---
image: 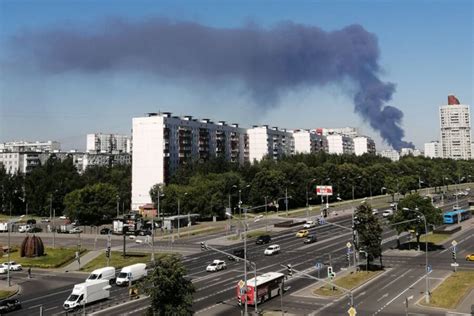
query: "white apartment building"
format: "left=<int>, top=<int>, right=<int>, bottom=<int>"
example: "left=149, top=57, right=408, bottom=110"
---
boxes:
left=353, top=136, right=376, bottom=156
left=378, top=149, right=400, bottom=162
left=326, top=134, right=354, bottom=155
left=132, top=113, right=248, bottom=210
left=424, top=141, right=440, bottom=158
left=0, top=140, right=60, bottom=153
left=247, top=126, right=293, bottom=162
left=400, top=148, right=414, bottom=157
left=291, top=130, right=327, bottom=154
left=0, top=152, right=42, bottom=174
left=86, top=133, right=131, bottom=154
left=439, top=95, right=471, bottom=160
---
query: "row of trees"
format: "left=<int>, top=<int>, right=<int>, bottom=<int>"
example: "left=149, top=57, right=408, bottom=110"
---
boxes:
left=151, top=153, right=474, bottom=219
left=1, top=152, right=472, bottom=223
left=0, top=155, right=131, bottom=223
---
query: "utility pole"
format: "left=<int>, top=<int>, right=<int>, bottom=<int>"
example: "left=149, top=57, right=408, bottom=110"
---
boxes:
left=116, top=195, right=120, bottom=218
left=264, top=196, right=268, bottom=232
left=7, top=201, right=11, bottom=287
left=285, top=188, right=289, bottom=217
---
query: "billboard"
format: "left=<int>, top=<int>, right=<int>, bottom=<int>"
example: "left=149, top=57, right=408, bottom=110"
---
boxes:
left=316, top=185, right=333, bottom=196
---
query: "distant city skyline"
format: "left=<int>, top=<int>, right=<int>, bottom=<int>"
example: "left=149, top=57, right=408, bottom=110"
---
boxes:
left=0, top=0, right=472, bottom=150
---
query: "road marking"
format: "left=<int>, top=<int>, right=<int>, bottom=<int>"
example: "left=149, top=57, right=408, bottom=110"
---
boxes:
left=44, top=306, right=59, bottom=311
left=376, top=293, right=388, bottom=302
left=22, top=288, right=71, bottom=303
left=28, top=304, right=42, bottom=309
left=380, top=268, right=413, bottom=290
left=372, top=273, right=427, bottom=315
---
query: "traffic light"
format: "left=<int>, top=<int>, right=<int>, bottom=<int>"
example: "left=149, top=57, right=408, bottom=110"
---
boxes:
left=200, top=242, right=207, bottom=251
left=328, top=266, right=335, bottom=279
left=287, top=264, right=293, bottom=277
left=346, top=252, right=350, bottom=264
left=452, top=249, right=456, bottom=261
left=105, top=248, right=110, bottom=258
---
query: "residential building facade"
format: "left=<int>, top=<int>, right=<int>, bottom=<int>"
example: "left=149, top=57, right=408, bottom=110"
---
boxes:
left=353, top=136, right=376, bottom=156
left=439, top=94, right=471, bottom=160
left=86, top=133, right=131, bottom=154
left=326, top=134, right=354, bottom=155
left=424, top=141, right=441, bottom=158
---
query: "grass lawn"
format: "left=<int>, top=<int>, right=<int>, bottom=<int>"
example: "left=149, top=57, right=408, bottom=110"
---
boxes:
left=227, top=230, right=269, bottom=241
left=313, top=270, right=383, bottom=297
left=5, top=247, right=87, bottom=268
left=420, top=270, right=474, bottom=309
left=80, top=251, right=170, bottom=272
left=161, top=226, right=224, bottom=240
left=419, top=233, right=451, bottom=244
left=0, top=290, right=15, bottom=299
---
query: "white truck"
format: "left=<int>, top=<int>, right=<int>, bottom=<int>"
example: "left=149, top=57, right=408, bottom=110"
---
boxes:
left=63, top=280, right=110, bottom=311
left=116, top=263, right=147, bottom=286
left=86, top=267, right=116, bottom=284
left=0, top=223, right=8, bottom=232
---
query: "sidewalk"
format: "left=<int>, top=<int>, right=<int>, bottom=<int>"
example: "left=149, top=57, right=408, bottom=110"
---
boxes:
left=57, top=249, right=102, bottom=273
left=0, top=280, right=20, bottom=298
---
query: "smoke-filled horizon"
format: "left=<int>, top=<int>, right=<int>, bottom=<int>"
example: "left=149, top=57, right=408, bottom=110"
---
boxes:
left=9, top=17, right=413, bottom=149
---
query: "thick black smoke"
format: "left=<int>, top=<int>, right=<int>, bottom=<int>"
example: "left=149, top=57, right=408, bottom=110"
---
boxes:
left=10, top=18, right=413, bottom=149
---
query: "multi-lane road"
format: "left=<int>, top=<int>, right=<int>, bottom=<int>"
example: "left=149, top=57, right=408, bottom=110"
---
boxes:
left=0, top=195, right=472, bottom=315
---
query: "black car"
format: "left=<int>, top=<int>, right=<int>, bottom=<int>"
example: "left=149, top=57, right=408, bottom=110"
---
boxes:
left=304, top=235, right=317, bottom=244
left=26, top=219, right=36, bottom=225
left=255, top=235, right=271, bottom=245
left=0, top=299, right=21, bottom=313
left=100, top=228, right=111, bottom=235
left=136, top=229, right=152, bottom=236
left=227, top=248, right=245, bottom=261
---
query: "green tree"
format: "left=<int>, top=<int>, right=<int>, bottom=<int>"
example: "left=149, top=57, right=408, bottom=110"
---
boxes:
left=63, top=183, right=118, bottom=225
left=353, top=203, right=383, bottom=268
left=140, top=255, right=195, bottom=316
left=389, top=193, right=443, bottom=250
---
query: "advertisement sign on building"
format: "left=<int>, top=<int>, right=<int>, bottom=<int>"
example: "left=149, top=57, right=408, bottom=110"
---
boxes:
left=316, top=185, right=333, bottom=196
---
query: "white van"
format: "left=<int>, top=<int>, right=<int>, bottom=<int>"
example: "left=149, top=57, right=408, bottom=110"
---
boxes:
left=86, top=267, right=116, bottom=284
left=63, top=280, right=110, bottom=311
left=116, top=263, right=147, bottom=286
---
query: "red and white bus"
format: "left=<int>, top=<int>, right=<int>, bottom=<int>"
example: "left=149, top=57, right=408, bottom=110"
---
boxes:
left=236, top=272, right=285, bottom=306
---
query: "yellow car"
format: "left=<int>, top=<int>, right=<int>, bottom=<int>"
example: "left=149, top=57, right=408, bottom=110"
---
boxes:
left=296, top=230, right=309, bottom=238
left=466, top=254, right=474, bottom=261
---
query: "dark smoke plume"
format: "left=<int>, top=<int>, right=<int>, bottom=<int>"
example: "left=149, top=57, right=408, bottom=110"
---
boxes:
left=9, top=18, right=413, bottom=149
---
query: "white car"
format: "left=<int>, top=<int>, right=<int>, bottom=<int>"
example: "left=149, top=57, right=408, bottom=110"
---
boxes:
left=2, top=262, right=22, bottom=271
left=59, top=216, right=67, bottom=220
left=69, top=227, right=83, bottom=234
left=372, top=209, right=379, bottom=216
left=382, top=209, right=394, bottom=218
left=303, top=221, right=316, bottom=229
left=264, top=244, right=280, bottom=256
left=0, top=267, right=7, bottom=274
left=206, top=260, right=226, bottom=272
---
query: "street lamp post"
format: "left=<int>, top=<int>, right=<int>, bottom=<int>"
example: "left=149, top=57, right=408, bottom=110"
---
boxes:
left=306, top=178, right=317, bottom=218
left=116, top=194, right=120, bottom=218
left=404, top=207, right=430, bottom=303
left=177, top=192, right=188, bottom=239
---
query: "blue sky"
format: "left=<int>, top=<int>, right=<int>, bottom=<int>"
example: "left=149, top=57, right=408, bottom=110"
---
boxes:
left=0, top=0, right=472, bottom=150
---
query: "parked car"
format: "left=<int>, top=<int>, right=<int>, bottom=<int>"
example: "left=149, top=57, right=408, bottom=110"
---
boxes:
left=136, top=229, right=152, bottom=236
left=69, top=227, right=83, bottom=234
left=296, top=230, right=309, bottom=238
left=303, top=221, right=316, bottom=229
left=0, top=299, right=21, bottom=313
left=264, top=244, right=280, bottom=256
left=227, top=248, right=245, bottom=261
left=26, top=219, right=36, bottom=225
left=41, top=218, right=51, bottom=223
left=206, top=260, right=226, bottom=272
left=30, top=227, right=42, bottom=233
left=99, top=228, right=111, bottom=235
left=0, top=267, right=7, bottom=274
left=382, top=209, right=394, bottom=218
left=2, top=261, right=22, bottom=271
left=59, top=216, right=68, bottom=220
left=371, top=209, right=379, bottom=216
left=466, top=253, right=474, bottom=261
left=255, top=235, right=271, bottom=245
left=18, top=225, right=33, bottom=233
left=304, top=235, right=317, bottom=244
